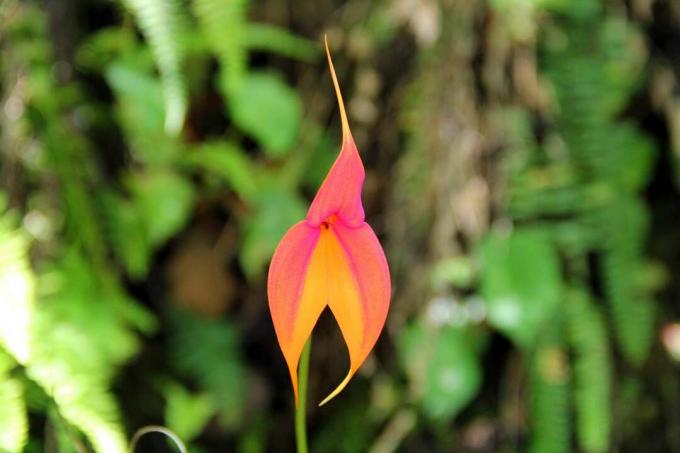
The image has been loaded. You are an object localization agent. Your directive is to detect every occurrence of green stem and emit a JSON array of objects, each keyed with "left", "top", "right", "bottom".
[{"left": 295, "top": 338, "right": 311, "bottom": 453}]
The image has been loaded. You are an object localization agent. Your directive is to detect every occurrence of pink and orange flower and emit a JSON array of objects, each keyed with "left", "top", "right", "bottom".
[{"left": 267, "top": 37, "right": 391, "bottom": 406}]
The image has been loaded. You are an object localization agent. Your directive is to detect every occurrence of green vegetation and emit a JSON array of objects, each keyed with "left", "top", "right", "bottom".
[{"left": 1, "top": 0, "right": 679, "bottom": 451}]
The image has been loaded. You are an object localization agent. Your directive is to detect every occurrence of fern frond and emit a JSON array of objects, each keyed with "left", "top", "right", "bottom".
[
  {"left": 0, "top": 351, "right": 27, "bottom": 453},
  {"left": 32, "top": 367, "right": 128, "bottom": 453},
  {"left": 122, "top": 0, "right": 188, "bottom": 135},
  {"left": 26, "top": 251, "right": 155, "bottom": 453},
  {"left": 168, "top": 308, "right": 245, "bottom": 427},
  {"left": 508, "top": 181, "right": 607, "bottom": 220},
  {"left": 565, "top": 288, "right": 611, "bottom": 453},
  {"left": 547, "top": 54, "right": 610, "bottom": 178},
  {"left": 0, "top": 209, "right": 34, "bottom": 365},
  {"left": 530, "top": 326, "right": 570, "bottom": 453},
  {"left": 543, "top": 14, "right": 657, "bottom": 367},
  {"left": 599, "top": 196, "right": 655, "bottom": 366},
  {"left": 0, "top": 206, "right": 131, "bottom": 453},
  {"left": 0, "top": 376, "right": 27, "bottom": 452}
]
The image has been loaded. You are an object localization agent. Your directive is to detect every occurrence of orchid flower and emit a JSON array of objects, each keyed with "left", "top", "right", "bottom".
[{"left": 267, "top": 37, "right": 391, "bottom": 407}]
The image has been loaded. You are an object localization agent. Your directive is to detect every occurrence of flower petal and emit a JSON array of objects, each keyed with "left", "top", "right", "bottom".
[
  {"left": 267, "top": 221, "right": 325, "bottom": 403},
  {"left": 268, "top": 220, "right": 390, "bottom": 406},
  {"left": 306, "top": 37, "right": 365, "bottom": 228},
  {"left": 320, "top": 222, "right": 391, "bottom": 405}
]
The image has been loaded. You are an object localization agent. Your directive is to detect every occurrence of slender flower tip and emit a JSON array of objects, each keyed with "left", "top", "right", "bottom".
[
  {"left": 318, "top": 372, "right": 351, "bottom": 407},
  {"left": 324, "top": 34, "right": 351, "bottom": 139}
]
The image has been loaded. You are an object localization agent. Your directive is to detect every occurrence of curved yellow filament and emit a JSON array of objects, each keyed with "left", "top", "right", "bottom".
[
  {"left": 324, "top": 35, "right": 351, "bottom": 139},
  {"left": 319, "top": 371, "right": 353, "bottom": 407}
]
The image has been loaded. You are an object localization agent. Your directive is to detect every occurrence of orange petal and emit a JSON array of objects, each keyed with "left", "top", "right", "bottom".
[
  {"left": 267, "top": 221, "right": 390, "bottom": 406},
  {"left": 320, "top": 221, "right": 391, "bottom": 405},
  {"left": 267, "top": 221, "right": 325, "bottom": 404}
]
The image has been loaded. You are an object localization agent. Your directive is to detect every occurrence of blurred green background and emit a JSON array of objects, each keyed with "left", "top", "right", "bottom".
[{"left": 2, "top": 0, "right": 680, "bottom": 451}]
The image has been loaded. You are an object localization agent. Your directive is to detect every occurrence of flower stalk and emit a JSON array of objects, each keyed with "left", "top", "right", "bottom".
[{"left": 295, "top": 339, "right": 311, "bottom": 453}]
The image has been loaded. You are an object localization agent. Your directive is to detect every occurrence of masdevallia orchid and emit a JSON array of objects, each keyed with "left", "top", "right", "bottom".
[{"left": 267, "top": 37, "right": 391, "bottom": 407}]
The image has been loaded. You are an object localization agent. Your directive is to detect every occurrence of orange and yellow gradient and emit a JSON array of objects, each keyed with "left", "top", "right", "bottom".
[{"left": 267, "top": 37, "right": 391, "bottom": 406}]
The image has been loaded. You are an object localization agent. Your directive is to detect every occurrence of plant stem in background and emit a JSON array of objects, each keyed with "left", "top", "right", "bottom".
[
  {"left": 295, "top": 339, "right": 311, "bottom": 453},
  {"left": 129, "top": 425, "right": 187, "bottom": 453}
]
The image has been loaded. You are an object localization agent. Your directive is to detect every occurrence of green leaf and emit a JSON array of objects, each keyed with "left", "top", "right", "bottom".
[
  {"left": 99, "top": 191, "right": 151, "bottom": 279},
  {"left": 76, "top": 27, "right": 136, "bottom": 71},
  {"left": 228, "top": 72, "right": 302, "bottom": 156},
  {"left": 399, "top": 322, "right": 482, "bottom": 421},
  {"left": 430, "top": 256, "right": 476, "bottom": 291},
  {"left": 164, "top": 382, "right": 215, "bottom": 443},
  {"left": 192, "top": 0, "right": 248, "bottom": 92},
  {"left": 183, "top": 141, "right": 258, "bottom": 202},
  {"left": 479, "top": 228, "right": 562, "bottom": 347},
  {"left": 106, "top": 62, "right": 165, "bottom": 132},
  {"left": 300, "top": 130, "right": 340, "bottom": 191},
  {"left": 245, "top": 23, "right": 318, "bottom": 61},
  {"left": 239, "top": 188, "right": 306, "bottom": 278},
  {"left": 606, "top": 123, "right": 656, "bottom": 191},
  {"left": 127, "top": 170, "right": 195, "bottom": 248}
]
